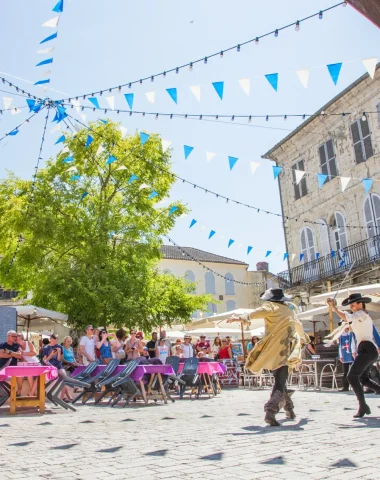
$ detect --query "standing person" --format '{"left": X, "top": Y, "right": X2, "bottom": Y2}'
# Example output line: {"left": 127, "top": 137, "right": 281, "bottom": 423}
{"left": 218, "top": 339, "right": 233, "bottom": 359}
{"left": 112, "top": 329, "right": 127, "bottom": 361}
{"left": 228, "top": 288, "right": 309, "bottom": 426}
{"left": 146, "top": 332, "right": 158, "bottom": 359}
{"left": 96, "top": 330, "right": 115, "bottom": 364}
{"left": 79, "top": 325, "right": 96, "bottom": 366}
{"left": 247, "top": 336, "right": 260, "bottom": 352}
{"left": 0, "top": 331, "right": 22, "bottom": 368}
{"left": 156, "top": 338, "right": 169, "bottom": 364}
{"left": 156, "top": 330, "right": 172, "bottom": 351}
{"left": 327, "top": 294, "right": 380, "bottom": 417}
{"left": 338, "top": 326, "right": 356, "bottom": 392}
{"left": 181, "top": 334, "right": 194, "bottom": 358}
{"left": 195, "top": 335, "right": 211, "bottom": 355}
{"left": 125, "top": 330, "right": 143, "bottom": 361}
{"left": 43, "top": 334, "right": 72, "bottom": 402}
{"left": 16, "top": 334, "right": 39, "bottom": 396}
{"left": 212, "top": 337, "right": 221, "bottom": 359}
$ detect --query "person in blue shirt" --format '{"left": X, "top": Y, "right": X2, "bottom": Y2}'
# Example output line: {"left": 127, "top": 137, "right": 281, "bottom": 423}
{"left": 96, "top": 330, "right": 115, "bottom": 364}
{"left": 339, "top": 327, "right": 357, "bottom": 392}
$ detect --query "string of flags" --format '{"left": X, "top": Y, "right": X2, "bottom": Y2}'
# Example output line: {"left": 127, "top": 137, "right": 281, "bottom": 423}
{"left": 0, "top": 108, "right": 44, "bottom": 143}
{"left": 0, "top": 75, "right": 41, "bottom": 102}
{"left": 34, "top": 0, "right": 64, "bottom": 89}
{"left": 57, "top": 2, "right": 347, "bottom": 102}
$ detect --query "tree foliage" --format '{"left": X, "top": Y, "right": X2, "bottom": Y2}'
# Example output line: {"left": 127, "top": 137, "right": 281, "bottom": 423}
{"left": 0, "top": 120, "right": 211, "bottom": 329}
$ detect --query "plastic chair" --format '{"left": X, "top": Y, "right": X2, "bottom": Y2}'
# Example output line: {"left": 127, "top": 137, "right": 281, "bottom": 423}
{"left": 95, "top": 360, "right": 139, "bottom": 406}
{"left": 319, "top": 362, "right": 341, "bottom": 390}
{"left": 71, "top": 361, "right": 99, "bottom": 382}
{"left": 178, "top": 357, "right": 200, "bottom": 399}
{"left": 0, "top": 359, "right": 12, "bottom": 407}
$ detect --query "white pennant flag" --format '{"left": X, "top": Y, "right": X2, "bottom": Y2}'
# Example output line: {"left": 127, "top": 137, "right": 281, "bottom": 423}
{"left": 295, "top": 170, "right": 305, "bottom": 184}
{"left": 139, "top": 183, "right": 150, "bottom": 190}
{"left": 37, "top": 47, "right": 55, "bottom": 54}
{"left": 11, "top": 108, "right": 20, "bottom": 115}
{"left": 206, "top": 152, "right": 216, "bottom": 162}
{"left": 115, "top": 166, "right": 127, "bottom": 171}
{"left": 296, "top": 69, "right": 309, "bottom": 88}
{"left": 80, "top": 113, "right": 87, "bottom": 122}
{"left": 61, "top": 146, "right": 70, "bottom": 153}
{"left": 145, "top": 92, "right": 155, "bottom": 104}
{"left": 106, "top": 96, "right": 115, "bottom": 110}
{"left": 70, "top": 98, "right": 81, "bottom": 113}
{"left": 291, "top": 253, "right": 296, "bottom": 262}
{"left": 340, "top": 177, "right": 351, "bottom": 192}
{"left": 51, "top": 125, "right": 61, "bottom": 133}
{"left": 250, "top": 161, "right": 260, "bottom": 175}
{"left": 162, "top": 139, "right": 172, "bottom": 152}
{"left": 362, "top": 57, "right": 377, "bottom": 79}
{"left": 238, "top": 78, "right": 250, "bottom": 96}
{"left": 3, "top": 96, "right": 13, "bottom": 110}
{"left": 97, "top": 145, "right": 105, "bottom": 155}
{"left": 66, "top": 166, "right": 77, "bottom": 172}
{"left": 190, "top": 85, "right": 201, "bottom": 102}
{"left": 42, "top": 16, "right": 60, "bottom": 28}
{"left": 119, "top": 126, "right": 128, "bottom": 137}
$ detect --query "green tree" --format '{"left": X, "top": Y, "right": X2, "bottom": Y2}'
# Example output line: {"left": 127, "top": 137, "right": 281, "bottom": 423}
{"left": 0, "top": 120, "right": 211, "bottom": 329}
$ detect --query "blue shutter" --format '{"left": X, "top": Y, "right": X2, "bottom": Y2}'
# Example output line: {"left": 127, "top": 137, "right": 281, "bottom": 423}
{"left": 226, "top": 300, "right": 236, "bottom": 311}
{"left": 225, "top": 273, "right": 235, "bottom": 294}
{"left": 205, "top": 272, "right": 216, "bottom": 294}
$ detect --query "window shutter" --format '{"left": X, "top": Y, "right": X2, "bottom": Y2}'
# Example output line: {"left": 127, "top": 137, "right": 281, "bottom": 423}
{"left": 335, "top": 212, "right": 348, "bottom": 249}
{"left": 364, "top": 197, "right": 374, "bottom": 238}
{"left": 225, "top": 273, "right": 235, "bottom": 295}
{"left": 319, "top": 145, "right": 327, "bottom": 167}
{"left": 306, "top": 228, "right": 316, "bottom": 260}
{"left": 363, "top": 135, "right": 373, "bottom": 160}
{"left": 360, "top": 118, "right": 370, "bottom": 137}
{"left": 319, "top": 222, "right": 330, "bottom": 256}
{"left": 301, "top": 229, "right": 307, "bottom": 251}
{"left": 326, "top": 139, "right": 334, "bottom": 159}
{"left": 292, "top": 164, "right": 300, "bottom": 200}
{"left": 372, "top": 195, "right": 380, "bottom": 227}
{"left": 351, "top": 120, "right": 364, "bottom": 164}
{"left": 351, "top": 121, "right": 360, "bottom": 144}
{"left": 377, "top": 104, "right": 380, "bottom": 123}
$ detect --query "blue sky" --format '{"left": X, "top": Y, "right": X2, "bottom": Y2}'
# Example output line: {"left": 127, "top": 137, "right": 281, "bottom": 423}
{"left": 1, "top": 0, "right": 380, "bottom": 275}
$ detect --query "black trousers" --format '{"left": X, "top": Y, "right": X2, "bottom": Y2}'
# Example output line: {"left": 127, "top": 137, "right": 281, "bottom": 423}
{"left": 271, "top": 365, "right": 289, "bottom": 394}
{"left": 342, "top": 362, "right": 352, "bottom": 391}
{"left": 347, "top": 341, "right": 380, "bottom": 406}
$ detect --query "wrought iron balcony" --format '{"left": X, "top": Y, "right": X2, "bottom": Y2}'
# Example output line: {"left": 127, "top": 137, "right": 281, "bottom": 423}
{"left": 276, "top": 235, "right": 380, "bottom": 289}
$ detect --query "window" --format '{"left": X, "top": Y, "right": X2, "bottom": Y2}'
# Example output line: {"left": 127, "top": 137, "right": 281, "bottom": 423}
{"left": 364, "top": 194, "right": 380, "bottom": 238}
{"left": 184, "top": 270, "right": 196, "bottom": 294}
{"left": 205, "top": 271, "right": 216, "bottom": 294}
{"left": 350, "top": 117, "right": 373, "bottom": 164}
{"left": 300, "top": 227, "right": 316, "bottom": 263}
{"left": 318, "top": 220, "right": 330, "bottom": 256}
{"left": 333, "top": 212, "right": 348, "bottom": 256}
{"left": 207, "top": 303, "right": 217, "bottom": 315}
{"left": 318, "top": 139, "right": 338, "bottom": 182}
{"left": 226, "top": 300, "right": 236, "bottom": 312}
{"left": 225, "top": 273, "right": 235, "bottom": 295}
{"left": 291, "top": 159, "right": 307, "bottom": 200}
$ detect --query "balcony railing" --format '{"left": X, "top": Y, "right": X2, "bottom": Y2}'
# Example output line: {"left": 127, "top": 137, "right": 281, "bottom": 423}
{"left": 276, "top": 235, "right": 380, "bottom": 289}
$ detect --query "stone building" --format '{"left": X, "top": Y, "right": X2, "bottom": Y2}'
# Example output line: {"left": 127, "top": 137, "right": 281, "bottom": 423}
{"left": 262, "top": 64, "right": 380, "bottom": 304}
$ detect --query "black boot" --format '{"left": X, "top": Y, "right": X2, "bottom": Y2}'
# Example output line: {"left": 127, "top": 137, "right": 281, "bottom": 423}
{"left": 264, "top": 390, "right": 283, "bottom": 427}
{"left": 352, "top": 388, "right": 371, "bottom": 418}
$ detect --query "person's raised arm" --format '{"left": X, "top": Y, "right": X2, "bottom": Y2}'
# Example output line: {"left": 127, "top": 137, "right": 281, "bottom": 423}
{"left": 327, "top": 298, "right": 348, "bottom": 322}
{"left": 23, "top": 342, "right": 37, "bottom": 357}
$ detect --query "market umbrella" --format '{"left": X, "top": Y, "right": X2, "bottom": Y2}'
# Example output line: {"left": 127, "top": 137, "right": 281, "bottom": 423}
{"left": 9, "top": 305, "right": 68, "bottom": 339}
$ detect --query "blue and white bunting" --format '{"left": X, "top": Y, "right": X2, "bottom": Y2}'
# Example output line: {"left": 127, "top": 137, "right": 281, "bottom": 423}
{"left": 105, "top": 155, "right": 117, "bottom": 165}
{"left": 85, "top": 135, "right": 94, "bottom": 148}
{"left": 265, "top": 73, "right": 278, "bottom": 91}
{"left": 283, "top": 253, "right": 289, "bottom": 261}
{"left": 8, "top": 129, "right": 19, "bottom": 136}
{"left": 55, "top": 134, "right": 65, "bottom": 145}
{"left": 228, "top": 239, "right": 235, "bottom": 248}
{"left": 184, "top": 145, "right": 194, "bottom": 159}
{"left": 247, "top": 246, "right": 253, "bottom": 255}
{"left": 148, "top": 191, "right": 158, "bottom": 200}
{"left": 140, "top": 132, "right": 150, "bottom": 146}
{"left": 212, "top": 82, "right": 224, "bottom": 100}
{"left": 166, "top": 88, "right": 177, "bottom": 104}
{"left": 36, "top": 58, "right": 53, "bottom": 67}
{"left": 40, "top": 32, "right": 58, "bottom": 44}
{"left": 327, "top": 63, "right": 342, "bottom": 85}
{"left": 300, "top": 253, "right": 304, "bottom": 261}
{"left": 189, "top": 219, "right": 197, "bottom": 228}
{"left": 317, "top": 173, "right": 328, "bottom": 188}
{"left": 88, "top": 97, "right": 100, "bottom": 109}
{"left": 208, "top": 230, "right": 216, "bottom": 239}
{"left": 62, "top": 156, "right": 73, "bottom": 163}
{"left": 363, "top": 178, "right": 373, "bottom": 193}
{"left": 52, "top": 0, "right": 64, "bottom": 13}
{"left": 34, "top": 79, "right": 50, "bottom": 85}
{"left": 265, "top": 251, "right": 272, "bottom": 257}
{"left": 228, "top": 156, "right": 238, "bottom": 171}
{"left": 124, "top": 93, "right": 134, "bottom": 110}
{"left": 69, "top": 175, "right": 81, "bottom": 181}
{"left": 169, "top": 206, "right": 178, "bottom": 215}
{"left": 128, "top": 174, "right": 139, "bottom": 184}
{"left": 272, "top": 166, "right": 282, "bottom": 180}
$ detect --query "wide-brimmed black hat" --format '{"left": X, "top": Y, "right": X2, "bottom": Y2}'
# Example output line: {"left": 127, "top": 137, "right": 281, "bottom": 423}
{"left": 260, "top": 288, "right": 292, "bottom": 303}
{"left": 341, "top": 293, "right": 372, "bottom": 306}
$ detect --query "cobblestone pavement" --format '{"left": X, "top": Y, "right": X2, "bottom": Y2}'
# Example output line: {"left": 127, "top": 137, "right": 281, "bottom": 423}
{"left": 1, "top": 388, "right": 380, "bottom": 480}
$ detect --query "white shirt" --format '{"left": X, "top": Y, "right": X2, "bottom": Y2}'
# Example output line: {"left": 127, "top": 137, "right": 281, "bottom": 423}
{"left": 181, "top": 343, "right": 194, "bottom": 358}
{"left": 156, "top": 345, "right": 169, "bottom": 363}
{"left": 80, "top": 336, "right": 95, "bottom": 361}
{"left": 344, "top": 310, "right": 374, "bottom": 346}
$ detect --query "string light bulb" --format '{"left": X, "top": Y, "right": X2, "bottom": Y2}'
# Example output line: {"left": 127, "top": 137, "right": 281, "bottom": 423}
{"left": 295, "top": 21, "right": 300, "bottom": 31}
{"left": 362, "top": 112, "right": 367, "bottom": 121}
{"left": 237, "top": 44, "right": 241, "bottom": 52}
{"left": 274, "top": 29, "right": 279, "bottom": 37}
{"left": 319, "top": 10, "right": 323, "bottom": 19}
{"left": 220, "top": 51, "right": 224, "bottom": 58}
{"left": 189, "top": 63, "right": 193, "bottom": 71}
{"left": 255, "top": 37, "right": 259, "bottom": 45}
{"left": 204, "top": 57, "right": 208, "bottom": 64}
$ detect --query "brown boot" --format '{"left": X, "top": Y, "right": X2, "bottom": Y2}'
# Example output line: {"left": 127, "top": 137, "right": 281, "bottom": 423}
{"left": 264, "top": 390, "right": 283, "bottom": 427}
{"left": 283, "top": 391, "right": 296, "bottom": 419}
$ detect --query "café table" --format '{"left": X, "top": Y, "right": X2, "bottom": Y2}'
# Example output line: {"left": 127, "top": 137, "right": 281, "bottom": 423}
{"left": 178, "top": 362, "right": 226, "bottom": 396}
{"left": 0, "top": 365, "right": 58, "bottom": 414}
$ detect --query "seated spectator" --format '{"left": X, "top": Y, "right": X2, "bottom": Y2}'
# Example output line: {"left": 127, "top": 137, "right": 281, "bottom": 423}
{"left": 218, "top": 338, "right": 232, "bottom": 360}
{"left": 316, "top": 335, "right": 324, "bottom": 345}
{"left": 39, "top": 338, "right": 50, "bottom": 362}
{"left": 247, "top": 336, "right": 259, "bottom": 352}
{"left": 62, "top": 336, "right": 80, "bottom": 372}
{"left": 0, "top": 330, "right": 22, "bottom": 368}
{"left": 96, "top": 329, "right": 115, "bottom": 364}
{"left": 212, "top": 337, "right": 221, "bottom": 359}
{"left": 125, "top": 330, "right": 143, "bottom": 360}
{"left": 196, "top": 335, "right": 211, "bottom": 355}
{"left": 43, "top": 334, "right": 73, "bottom": 402}
{"left": 16, "top": 334, "right": 39, "bottom": 396}
{"left": 156, "top": 338, "right": 169, "bottom": 363}
{"left": 171, "top": 338, "right": 182, "bottom": 355}
{"left": 173, "top": 344, "right": 183, "bottom": 358}
{"left": 182, "top": 334, "right": 194, "bottom": 358}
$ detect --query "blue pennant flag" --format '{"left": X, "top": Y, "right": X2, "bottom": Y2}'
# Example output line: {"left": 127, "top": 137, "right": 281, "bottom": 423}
{"left": 70, "top": 175, "right": 81, "bottom": 181}
{"left": 265, "top": 73, "right": 278, "bottom": 91}
{"left": 273, "top": 166, "right": 283, "bottom": 180}
{"left": 363, "top": 178, "right": 373, "bottom": 193}
{"left": 265, "top": 251, "right": 272, "bottom": 257}
{"left": 88, "top": 97, "right": 100, "bottom": 109}
{"left": 166, "top": 88, "right": 177, "bottom": 104}
{"left": 128, "top": 174, "right": 139, "bottom": 184}
{"left": 32, "top": 102, "right": 43, "bottom": 113}
{"left": 339, "top": 260, "right": 345, "bottom": 268}
{"left": 331, "top": 250, "right": 336, "bottom": 258}
{"left": 327, "top": 63, "right": 342, "bottom": 86}
{"left": 316, "top": 252, "right": 320, "bottom": 260}
{"left": 189, "top": 219, "right": 197, "bottom": 228}
{"left": 62, "top": 156, "right": 73, "bottom": 163}
{"left": 140, "top": 132, "right": 150, "bottom": 145}
{"left": 100, "top": 119, "right": 107, "bottom": 124}
{"left": 168, "top": 206, "right": 178, "bottom": 216}
{"left": 8, "top": 129, "right": 19, "bottom": 136}
{"left": 55, "top": 135, "right": 65, "bottom": 145}
{"left": 36, "top": 58, "right": 53, "bottom": 67}
{"left": 81, "top": 192, "right": 89, "bottom": 200}
{"left": 148, "top": 191, "right": 158, "bottom": 200}
{"left": 34, "top": 79, "right": 50, "bottom": 85}
{"left": 208, "top": 230, "right": 216, "bottom": 239}
{"left": 85, "top": 135, "right": 94, "bottom": 148}
{"left": 228, "top": 239, "right": 235, "bottom": 248}
{"left": 228, "top": 156, "right": 238, "bottom": 171}
{"left": 184, "top": 145, "right": 194, "bottom": 159}
{"left": 247, "top": 246, "right": 253, "bottom": 255}
{"left": 283, "top": 253, "right": 289, "bottom": 261}
{"left": 26, "top": 99, "right": 36, "bottom": 112}
{"left": 40, "top": 32, "right": 57, "bottom": 44}
{"left": 300, "top": 253, "right": 304, "bottom": 261}
{"left": 124, "top": 93, "right": 134, "bottom": 110}
{"left": 317, "top": 173, "right": 328, "bottom": 188}
{"left": 212, "top": 82, "right": 224, "bottom": 100}
{"left": 52, "top": 105, "right": 67, "bottom": 123}
{"left": 52, "top": 0, "right": 64, "bottom": 13}
{"left": 106, "top": 155, "right": 117, "bottom": 165}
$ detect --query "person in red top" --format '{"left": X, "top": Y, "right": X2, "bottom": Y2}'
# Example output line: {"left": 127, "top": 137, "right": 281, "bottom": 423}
{"left": 218, "top": 338, "right": 232, "bottom": 359}
{"left": 195, "top": 335, "right": 211, "bottom": 355}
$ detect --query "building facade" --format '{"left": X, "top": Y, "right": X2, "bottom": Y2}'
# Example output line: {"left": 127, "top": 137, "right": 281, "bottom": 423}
{"left": 262, "top": 65, "right": 380, "bottom": 301}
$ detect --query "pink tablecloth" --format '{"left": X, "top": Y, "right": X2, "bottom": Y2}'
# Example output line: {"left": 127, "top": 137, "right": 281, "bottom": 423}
{"left": 72, "top": 364, "right": 175, "bottom": 382}
{"left": 0, "top": 365, "right": 58, "bottom": 382}
{"left": 178, "top": 362, "right": 226, "bottom": 375}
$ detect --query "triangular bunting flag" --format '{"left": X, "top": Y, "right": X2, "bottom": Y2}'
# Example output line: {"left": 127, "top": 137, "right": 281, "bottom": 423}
{"left": 238, "top": 78, "right": 250, "bottom": 96}
{"left": 300, "top": 253, "right": 304, "bottom": 261}
{"left": 40, "top": 32, "right": 57, "bottom": 44}
{"left": 316, "top": 252, "right": 320, "bottom": 260}
{"left": 97, "top": 145, "right": 105, "bottom": 155}
{"left": 228, "top": 156, "right": 238, "bottom": 171}
{"left": 85, "top": 135, "right": 94, "bottom": 148}
{"left": 296, "top": 69, "right": 309, "bottom": 88}
{"left": 61, "top": 146, "right": 69, "bottom": 153}
{"left": 62, "top": 156, "right": 73, "bottom": 163}
{"left": 247, "top": 246, "right": 253, "bottom": 255}
{"left": 291, "top": 254, "right": 296, "bottom": 261}
{"left": 69, "top": 175, "right": 81, "bottom": 181}
{"left": 140, "top": 132, "right": 150, "bottom": 145}
{"left": 115, "top": 166, "right": 127, "bottom": 171}
{"left": 35, "top": 58, "right": 53, "bottom": 67}
{"left": 128, "top": 174, "right": 139, "bottom": 184}
{"left": 184, "top": 145, "right": 194, "bottom": 159}
{"left": 119, "top": 126, "right": 128, "bottom": 137}
{"left": 189, "top": 85, "right": 201, "bottom": 102}
{"left": 55, "top": 134, "right": 65, "bottom": 145}
{"left": 339, "top": 260, "right": 345, "bottom": 267}
{"left": 11, "top": 108, "right": 20, "bottom": 115}
{"left": 34, "top": 79, "right": 50, "bottom": 85}
{"left": 148, "top": 191, "right": 158, "bottom": 200}
{"left": 340, "top": 177, "right": 351, "bottom": 192}
{"left": 105, "top": 96, "right": 114, "bottom": 110}
{"left": 139, "top": 183, "right": 149, "bottom": 190}
{"left": 70, "top": 98, "right": 80, "bottom": 113}
{"left": 317, "top": 173, "right": 328, "bottom": 188}
{"left": 206, "top": 152, "right": 216, "bottom": 162}
{"left": 37, "top": 47, "right": 55, "bottom": 54}
{"left": 189, "top": 219, "right": 197, "bottom": 228}
{"left": 331, "top": 250, "right": 336, "bottom": 258}
{"left": 250, "top": 161, "right": 260, "bottom": 175}
{"left": 168, "top": 206, "right": 178, "bottom": 216}
{"left": 26, "top": 99, "right": 36, "bottom": 112}
{"left": 265, "top": 251, "right": 272, "bottom": 257}
{"left": 124, "top": 93, "right": 134, "bottom": 110}
{"left": 52, "top": 0, "right": 64, "bottom": 13}
{"left": 145, "top": 92, "right": 155, "bottom": 104}
{"left": 294, "top": 170, "right": 305, "bottom": 185}
{"left": 273, "top": 166, "right": 283, "bottom": 180}
{"left": 228, "top": 239, "right": 235, "bottom": 248}
{"left": 8, "top": 129, "right": 19, "bottom": 136}
{"left": 362, "top": 57, "right": 377, "bottom": 79}
{"left": 208, "top": 230, "right": 216, "bottom": 239}
{"left": 81, "top": 192, "right": 89, "bottom": 200}
{"left": 327, "top": 63, "right": 342, "bottom": 85}
{"left": 265, "top": 73, "right": 278, "bottom": 91}
{"left": 106, "top": 155, "right": 117, "bottom": 165}
{"left": 100, "top": 119, "right": 107, "bottom": 124}
{"left": 42, "top": 16, "right": 60, "bottom": 28}
{"left": 166, "top": 88, "right": 177, "bottom": 104}
{"left": 3, "top": 97, "right": 13, "bottom": 109}
{"left": 66, "top": 166, "right": 77, "bottom": 172}
{"left": 212, "top": 82, "right": 224, "bottom": 100}
{"left": 363, "top": 178, "right": 373, "bottom": 193}
{"left": 88, "top": 97, "right": 100, "bottom": 109}
{"left": 162, "top": 139, "right": 172, "bottom": 152}
{"left": 283, "top": 253, "right": 289, "bottom": 261}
